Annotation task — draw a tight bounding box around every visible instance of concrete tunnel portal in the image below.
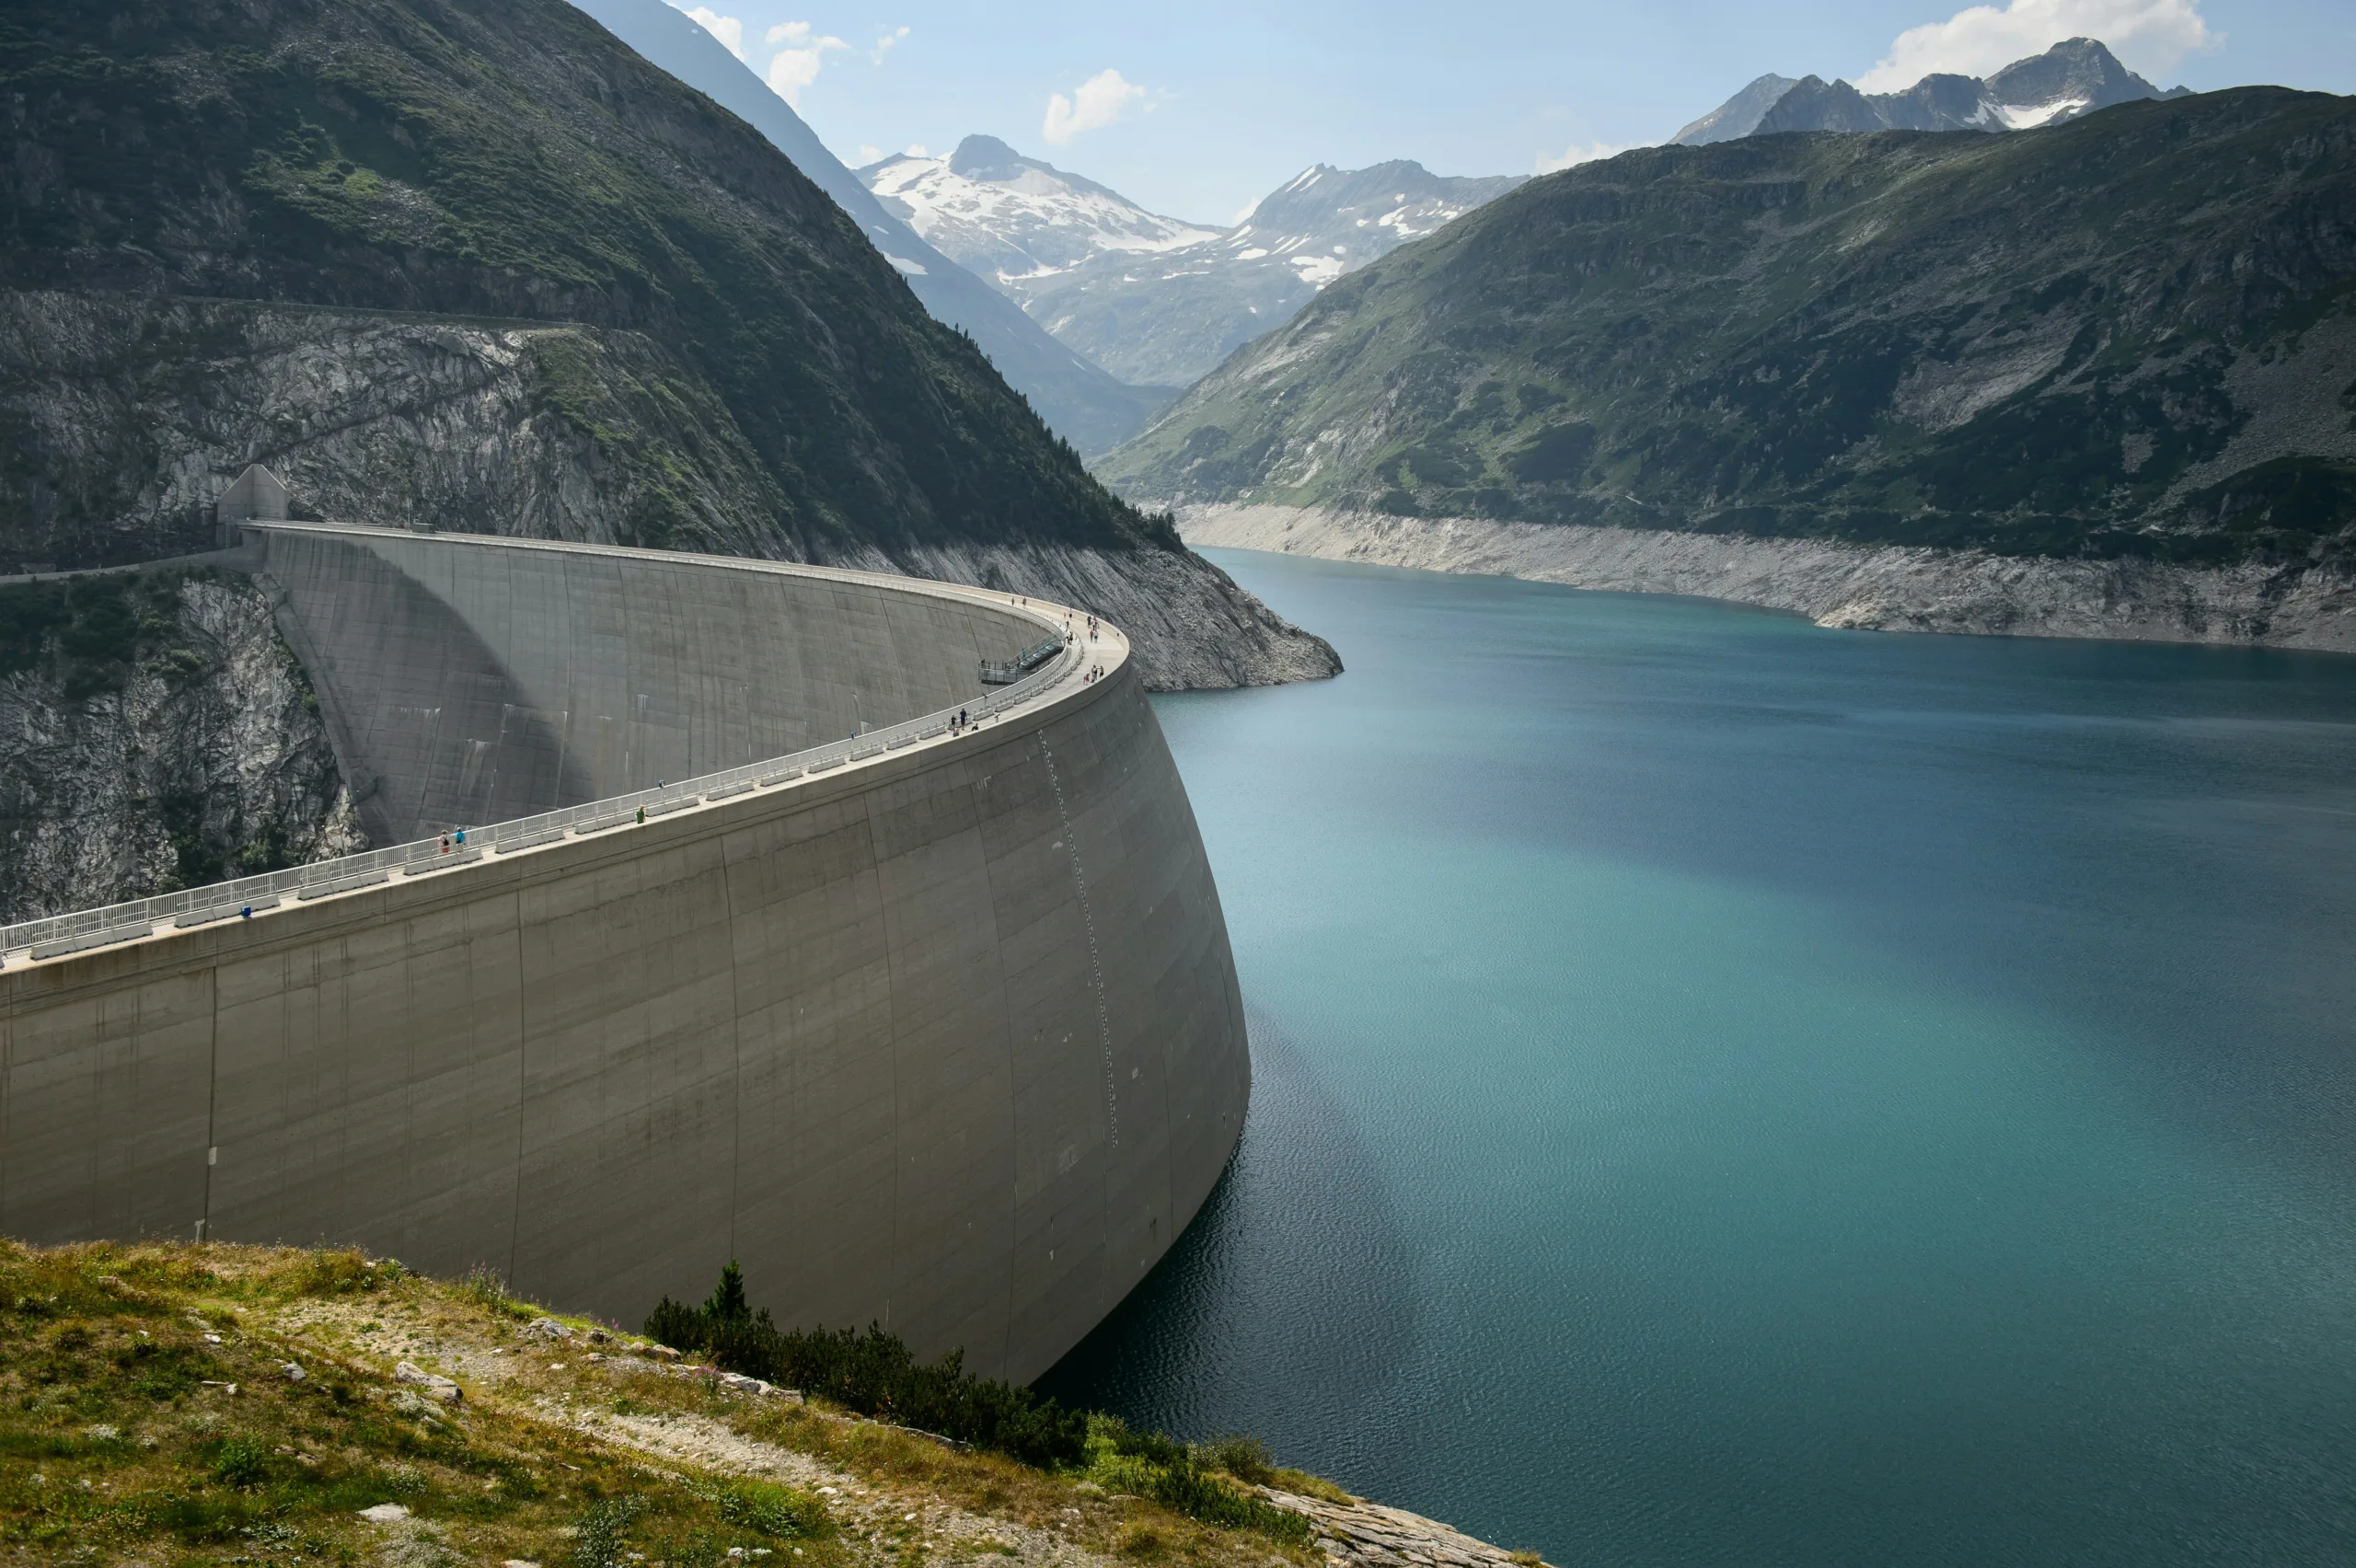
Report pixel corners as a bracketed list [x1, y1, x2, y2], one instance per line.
[0, 523, 1252, 1383]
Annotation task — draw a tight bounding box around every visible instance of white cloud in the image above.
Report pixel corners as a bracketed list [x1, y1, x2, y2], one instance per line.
[680, 6, 745, 60]
[765, 20, 849, 108]
[859, 144, 884, 163]
[1042, 68, 1147, 145]
[871, 25, 909, 65]
[1854, 0, 2214, 92]
[1535, 140, 1636, 174]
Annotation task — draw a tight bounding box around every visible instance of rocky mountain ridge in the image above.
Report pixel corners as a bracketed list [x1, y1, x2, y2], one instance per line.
[1103, 85, 2356, 633]
[869, 152, 1523, 388]
[0, 0, 1337, 689]
[862, 136, 1221, 282]
[1675, 38, 2188, 143]
[565, 0, 1171, 455]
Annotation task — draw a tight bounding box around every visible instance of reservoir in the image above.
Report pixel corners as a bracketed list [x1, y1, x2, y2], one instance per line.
[1039, 549, 2356, 1567]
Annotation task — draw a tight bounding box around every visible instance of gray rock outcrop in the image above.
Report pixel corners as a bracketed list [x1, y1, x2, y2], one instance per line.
[1265, 1486, 1554, 1568]
[1182, 503, 2356, 651]
[0, 569, 364, 922]
[0, 291, 1336, 691]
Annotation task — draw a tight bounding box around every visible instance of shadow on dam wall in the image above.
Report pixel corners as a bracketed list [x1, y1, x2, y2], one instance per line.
[0, 525, 1250, 1382]
[266, 540, 593, 844]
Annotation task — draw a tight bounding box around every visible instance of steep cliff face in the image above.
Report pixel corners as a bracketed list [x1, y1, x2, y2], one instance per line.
[0, 0, 1337, 689]
[0, 568, 363, 923]
[1, 292, 779, 564]
[0, 292, 1336, 688]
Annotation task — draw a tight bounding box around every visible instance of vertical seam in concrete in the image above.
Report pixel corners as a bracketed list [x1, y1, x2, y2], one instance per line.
[202, 965, 219, 1242]
[721, 827, 744, 1266]
[506, 885, 526, 1290]
[861, 790, 899, 1333]
[1039, 736, 1117, 1150]
[967, 759, 1027, 1378]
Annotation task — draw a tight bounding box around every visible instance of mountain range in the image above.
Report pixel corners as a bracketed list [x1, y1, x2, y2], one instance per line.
[0, 0, 1336, 687]
[863, 145, 1524, 387]
[862, 136, 1221, 282]
[1104, 86, 2356, 579]
[1675, 38, 2189, 143]
[567, 0, 1169, 454]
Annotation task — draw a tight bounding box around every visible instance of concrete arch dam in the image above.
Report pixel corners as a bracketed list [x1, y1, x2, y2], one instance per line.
[0, 525, 1249, 1382]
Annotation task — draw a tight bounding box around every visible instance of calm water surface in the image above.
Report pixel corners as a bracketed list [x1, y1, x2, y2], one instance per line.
[1038, 550, 2356, 1568]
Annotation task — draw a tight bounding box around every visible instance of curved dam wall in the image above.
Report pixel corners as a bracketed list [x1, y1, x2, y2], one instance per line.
[0, 526, 1248, 1381]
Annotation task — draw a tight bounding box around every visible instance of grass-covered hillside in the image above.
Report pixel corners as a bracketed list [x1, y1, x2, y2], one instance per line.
[0, 0, 1163, 567]
[1103, 88, 2356, 568]
[0, 1241, 1452, 1568]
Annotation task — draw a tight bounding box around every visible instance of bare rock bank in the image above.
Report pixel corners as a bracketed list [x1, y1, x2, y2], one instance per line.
[1180, 503, 2356, 653]
[0, 291, 1335, 692]
[852, 537, 1341, 691]
[0, 569, 363, 923]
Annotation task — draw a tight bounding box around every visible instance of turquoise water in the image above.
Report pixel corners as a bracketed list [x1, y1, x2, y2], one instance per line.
[1039, 550, 2356, 1568]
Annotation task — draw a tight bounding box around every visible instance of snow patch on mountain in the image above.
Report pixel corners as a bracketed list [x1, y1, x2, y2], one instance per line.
[1675, 38, 2187, 144]
[861, 135, 1218, 282]
[857, 146, 1524, 387]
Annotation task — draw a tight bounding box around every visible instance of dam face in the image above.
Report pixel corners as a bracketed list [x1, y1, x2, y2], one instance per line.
[0, 525, 1248, 1381]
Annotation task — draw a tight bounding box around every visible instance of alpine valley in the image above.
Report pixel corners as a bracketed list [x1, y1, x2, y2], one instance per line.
[1105, 84, 2356, 651]
[863, 141, 1526, 389]
[0, 0, 1338, 691]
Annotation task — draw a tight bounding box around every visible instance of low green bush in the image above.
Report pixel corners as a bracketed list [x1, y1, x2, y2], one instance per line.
[1084, 1418, 1310, 1544]
[650, 1262, 1313, 1545]
[646, 1262, 1088, 1469]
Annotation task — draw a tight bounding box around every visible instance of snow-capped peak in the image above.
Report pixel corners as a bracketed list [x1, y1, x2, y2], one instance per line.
[860, 134, 1219, 282]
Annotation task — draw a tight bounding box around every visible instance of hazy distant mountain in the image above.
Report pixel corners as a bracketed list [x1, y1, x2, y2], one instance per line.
[1674, 38, 2189, 144]
[862, 136, 1221, 281]
[867, 153, 1523, 388]
[566, 0, 1169, 453]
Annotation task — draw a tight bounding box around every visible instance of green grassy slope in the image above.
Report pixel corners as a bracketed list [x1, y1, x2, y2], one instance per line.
[0, 1241, 1366, 1566]
[1103, 89, 2356, 566]
[0, 0, 1172, 564]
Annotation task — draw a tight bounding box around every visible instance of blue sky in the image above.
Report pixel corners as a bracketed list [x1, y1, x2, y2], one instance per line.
[664, 0, 2356, 223]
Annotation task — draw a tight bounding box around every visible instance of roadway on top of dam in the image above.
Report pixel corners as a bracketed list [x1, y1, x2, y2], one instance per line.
[0, 520, 1238, 1380]
[0, 522, 1123, 968]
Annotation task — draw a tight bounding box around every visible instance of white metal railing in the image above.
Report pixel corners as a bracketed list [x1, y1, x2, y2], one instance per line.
[980, 634, 1067, 685]
[0, 639, 1081, 966]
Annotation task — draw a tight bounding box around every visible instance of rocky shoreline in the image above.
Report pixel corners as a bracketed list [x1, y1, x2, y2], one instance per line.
[851, 536, 1341, 691]
[1178, 503, 2356, 653]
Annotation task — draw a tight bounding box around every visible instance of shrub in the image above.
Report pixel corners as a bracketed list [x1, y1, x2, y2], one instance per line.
[713, 1480, 829, 1539]
[645, 1262, 1088, 1468]
[212, 1435, 270, 1488]
[1084, 1417, 1311, 1545]
[572, 1495, 646, 1568]
[1202, 1435, 1275, 1487]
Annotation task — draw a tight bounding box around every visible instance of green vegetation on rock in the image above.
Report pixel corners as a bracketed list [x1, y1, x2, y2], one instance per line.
[646, 1262, 1089, 1470]
[0, 570, 219, 700]
[0, 0, 1161, 567]
[1103, 89, 2356, 568]
[0, 1243, 847, 1566]
[0, 568, 360, 918]
[0, 1243, 1346, 1567]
